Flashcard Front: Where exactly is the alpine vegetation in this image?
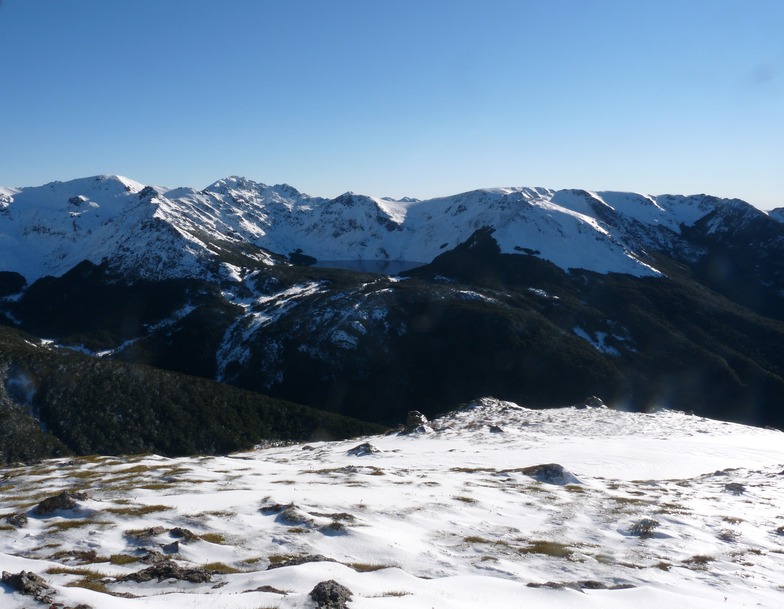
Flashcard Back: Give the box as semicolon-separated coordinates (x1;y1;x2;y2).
0;399;782;608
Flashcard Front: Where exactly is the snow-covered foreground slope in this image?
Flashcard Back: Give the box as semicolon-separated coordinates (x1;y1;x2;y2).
2;399;783;608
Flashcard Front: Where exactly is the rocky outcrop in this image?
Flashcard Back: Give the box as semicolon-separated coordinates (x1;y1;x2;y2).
118;560;211;583
5;512;28;528
267;554;337;570
310;579;353;609
400;410;429;434
1;570;55;604
519;463;582;485
347;442;381;456
36;491;88;515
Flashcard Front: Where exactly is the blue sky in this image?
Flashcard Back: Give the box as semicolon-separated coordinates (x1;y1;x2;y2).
1;1;782;208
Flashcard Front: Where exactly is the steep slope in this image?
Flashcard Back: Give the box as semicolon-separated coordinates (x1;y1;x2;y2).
7;232;784;430
0;175;278;284
4;174;784;431
4;175;782;288
0;324;383;464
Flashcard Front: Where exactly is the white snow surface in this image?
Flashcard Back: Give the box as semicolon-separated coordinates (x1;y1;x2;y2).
1;399;783;608
1;175;766;282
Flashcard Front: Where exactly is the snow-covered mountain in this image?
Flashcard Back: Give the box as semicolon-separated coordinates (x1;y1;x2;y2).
1;398;783;609
4;174;784;432
2;174;774;282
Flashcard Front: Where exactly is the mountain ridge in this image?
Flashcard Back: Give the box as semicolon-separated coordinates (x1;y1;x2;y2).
4;174;777;284
3;174;784;433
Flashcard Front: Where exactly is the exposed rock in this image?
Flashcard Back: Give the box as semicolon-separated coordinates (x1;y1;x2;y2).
574;395;606;409
528;579;634;590
489;425;504;433
243;584;288;594
309;579;353;609
407;410;428;427
118;560;211;583
518;463;582;485
724;482;746;495
36;490;88;515
5;512;28;528
288;248;317;266
169;527;197;541
267;554;337;570
347;442;381;456
400;410;430;434
140;550;169;564
162;541;179;554
1;570;55;603
583;396;605;408
138;186;159;199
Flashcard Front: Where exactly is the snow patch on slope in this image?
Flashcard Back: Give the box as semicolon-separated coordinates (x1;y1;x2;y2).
216;281;325;380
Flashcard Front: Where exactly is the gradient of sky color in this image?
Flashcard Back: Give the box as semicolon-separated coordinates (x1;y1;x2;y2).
1;0;782;208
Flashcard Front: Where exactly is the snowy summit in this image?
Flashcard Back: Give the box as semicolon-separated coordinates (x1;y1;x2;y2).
0;174;769;282
1;399;782;608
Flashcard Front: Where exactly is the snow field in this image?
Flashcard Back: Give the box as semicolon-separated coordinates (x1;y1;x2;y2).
1;399;783;608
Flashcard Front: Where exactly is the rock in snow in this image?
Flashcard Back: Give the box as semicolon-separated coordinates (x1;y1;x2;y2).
519;463;583;485
310;579;353;609
1;571;54;604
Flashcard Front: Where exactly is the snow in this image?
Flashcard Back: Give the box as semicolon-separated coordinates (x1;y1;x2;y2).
1;399;782;608
572;327;621;356
595;191;668;226
455;289;496;302
216;282;326;378
0;175;767;283
527;288;558;300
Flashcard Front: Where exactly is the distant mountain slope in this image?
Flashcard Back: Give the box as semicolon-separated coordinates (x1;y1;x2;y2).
3;175;784;432
5;174;778;283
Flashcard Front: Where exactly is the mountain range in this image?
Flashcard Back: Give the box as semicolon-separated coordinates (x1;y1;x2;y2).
2;174;784;459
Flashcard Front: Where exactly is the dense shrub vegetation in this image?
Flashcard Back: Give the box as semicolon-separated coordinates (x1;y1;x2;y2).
0;326;383;464
3;228;784;435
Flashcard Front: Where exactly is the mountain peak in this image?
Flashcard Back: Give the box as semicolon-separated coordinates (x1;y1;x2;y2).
769;207;784;223
3;173;778;284
203;176;269;194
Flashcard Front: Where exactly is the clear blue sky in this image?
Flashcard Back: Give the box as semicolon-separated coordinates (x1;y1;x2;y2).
1;1;782;208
